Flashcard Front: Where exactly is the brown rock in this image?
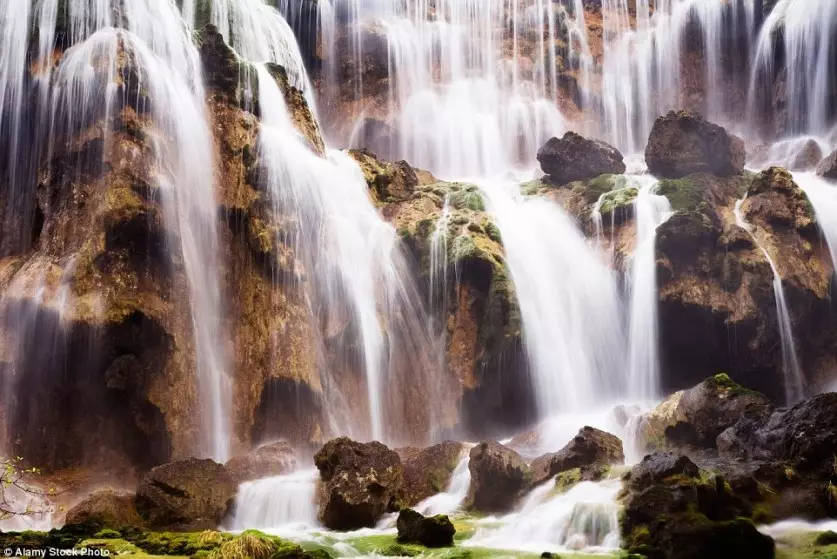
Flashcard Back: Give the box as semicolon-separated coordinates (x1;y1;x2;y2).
645;111;745;178
135;458;236;531
790;139;823;171
65;488;143;529
537;132;626;185
464;441;530;513
314;437;404;530
816;149;837;180
401;441;466;506
530;426;624;486
224;441;297;485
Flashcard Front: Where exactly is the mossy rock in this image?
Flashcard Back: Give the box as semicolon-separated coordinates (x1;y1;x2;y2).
548;468;582;497
598;186;638;217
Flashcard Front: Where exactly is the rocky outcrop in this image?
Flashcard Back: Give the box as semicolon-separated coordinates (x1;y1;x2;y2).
790;139;823;171
464;441;530;513
135;458;236;531
645;111;746;178
816;149;837;180
396;508;456;547
530;426;624;486
621;453;775;559
64;489;143;529
313;437;404;530
224;441;297;485
537;132;626;185
638;374;771;450
400;441;466;506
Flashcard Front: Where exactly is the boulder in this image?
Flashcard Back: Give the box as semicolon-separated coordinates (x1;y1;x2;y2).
400;441;466;506
530;426;624;486
621;453;773;559
64;489;143;529
396;508;456;547
790;139;823;171
464;441;531;513
313;437;404;530
816;149;837;180
135;458;236;531
537;132;626;185
224;441;297;485
640;375;771;450
645;111;745;178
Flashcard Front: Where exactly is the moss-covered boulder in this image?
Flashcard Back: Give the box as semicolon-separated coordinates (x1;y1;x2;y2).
396;508;456;547
135;458;236;531
530;426;624;487
537;132;626;185
65;489;143;530
314;437;404;530
645;111;746;178
399;441;466;506
464;441;531;513
620;453;774;559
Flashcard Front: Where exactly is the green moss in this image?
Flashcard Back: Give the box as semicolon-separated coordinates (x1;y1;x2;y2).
549;468;582;497
449;186;485;212
598;187;638;216
520;179;550;196
704;373;763;397
656;175;707;212
94;529;123;539
773;529;837;559
482;220;502;244
129;531;233;556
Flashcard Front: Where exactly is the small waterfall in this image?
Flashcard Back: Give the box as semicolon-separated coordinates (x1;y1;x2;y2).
465;480;621;554
255;63;440;442
734;197;805;404
414;452;471;517
428;195;452;324
627;177;673;400
749;0;837;135
225;469;319;531
476;178;627;416
793;171;837;272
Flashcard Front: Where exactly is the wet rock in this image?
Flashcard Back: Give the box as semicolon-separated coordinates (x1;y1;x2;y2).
537;132;626;185
65;489;143;529
400;441;466;506
744;167;817;234
349;149;420;203
815;531;837;546
645;111;745;178
816;149;837;180
789;139;823;171
314;437;404;530
530;426;624;486
621;453;773;559
464;441;531;513
224;441;298;485
135;458;236;531
396;508;456;547
640;375;771;450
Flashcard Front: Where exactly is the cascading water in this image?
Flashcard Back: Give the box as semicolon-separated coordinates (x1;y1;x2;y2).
476;177;627;416
626;177;673;400
414;451;472;517
225;469;319;532
734;197;805;404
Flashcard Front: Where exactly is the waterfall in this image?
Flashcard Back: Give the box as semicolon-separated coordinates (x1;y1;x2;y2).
428;195;452;325
414;451;472;517
254;64;439;442
626;177;673;400
476;178;627;416
749;0;837;135
225;469;319;531
465;480;621;554
734;197;805;404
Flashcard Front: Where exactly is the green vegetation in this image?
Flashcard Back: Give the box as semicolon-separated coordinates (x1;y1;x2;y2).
773;529;837;559
598;187;638;216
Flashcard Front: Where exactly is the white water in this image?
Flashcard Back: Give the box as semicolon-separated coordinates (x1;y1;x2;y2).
225;469;319;532
428;196;452;324
255;63;438;442
414;452;472;517
466;479;621;554
734;197;805;404
475;177;627;416
627;176;673;400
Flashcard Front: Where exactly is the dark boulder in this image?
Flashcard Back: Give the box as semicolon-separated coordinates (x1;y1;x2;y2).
537;132;626;185
314;437;404;530
816;149;837;180
663;374;772;448
225;441;297;485
65;489;143;529
625;453;700;490
135;458;236;531
396;508;456;547
530;426;624;486
400;441;466;506
645;111;745;178
464;441;530;513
